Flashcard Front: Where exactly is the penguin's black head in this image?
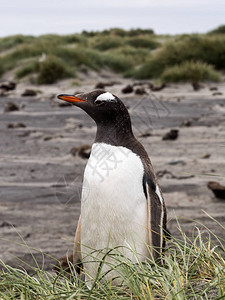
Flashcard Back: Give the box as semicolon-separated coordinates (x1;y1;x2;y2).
57;90;130;126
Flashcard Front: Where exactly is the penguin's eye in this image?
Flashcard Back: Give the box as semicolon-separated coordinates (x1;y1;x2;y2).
94;99;103;105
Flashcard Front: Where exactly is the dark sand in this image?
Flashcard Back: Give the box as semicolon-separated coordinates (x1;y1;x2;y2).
0;79;225;272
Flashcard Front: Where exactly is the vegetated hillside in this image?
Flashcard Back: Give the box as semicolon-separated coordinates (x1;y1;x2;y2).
0;26;224;85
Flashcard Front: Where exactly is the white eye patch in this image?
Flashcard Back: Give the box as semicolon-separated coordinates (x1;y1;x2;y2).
96;92;116;102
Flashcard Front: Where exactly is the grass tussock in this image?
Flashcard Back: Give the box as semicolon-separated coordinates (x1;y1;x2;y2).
0;221;225;299
161;61;221;89
102;53;134;73
133;34;225;79
54;47;102;70
15;56;73;84
0;35;35;52
208;24;225;34
82;27;155;37
15;61;39;79
37;55;73;84
127;36;160;49
93;36;124;51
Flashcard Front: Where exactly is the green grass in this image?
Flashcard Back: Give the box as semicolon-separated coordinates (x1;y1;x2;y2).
0;35;35;52
0;42;55;74
0;29;160;80
0;28;225;83
127;36;160;49
93;36;124;51
15;61;39;79
208;25;225;34
14;55;73;84
37;55;74;84
54;47;104;70
132;34;225;79
82;28;155;37
161;61;221;89
0;64;4;77
0;220;225;299
102;53;134;73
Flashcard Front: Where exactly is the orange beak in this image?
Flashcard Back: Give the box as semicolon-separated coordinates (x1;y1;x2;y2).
57;94;87;104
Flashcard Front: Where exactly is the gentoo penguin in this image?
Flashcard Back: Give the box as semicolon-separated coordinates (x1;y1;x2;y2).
58;90;168;286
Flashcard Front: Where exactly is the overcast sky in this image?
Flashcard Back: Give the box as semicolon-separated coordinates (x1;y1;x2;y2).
0;0;224;37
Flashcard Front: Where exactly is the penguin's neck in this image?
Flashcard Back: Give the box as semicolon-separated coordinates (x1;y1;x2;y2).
94;117;154;180
95;117;135;147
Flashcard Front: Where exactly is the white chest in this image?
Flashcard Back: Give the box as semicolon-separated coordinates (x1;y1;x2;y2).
80;143;149;259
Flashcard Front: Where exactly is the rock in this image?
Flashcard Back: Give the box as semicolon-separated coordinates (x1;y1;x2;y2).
7;123;26;129
212;92;223;96
162;129;179;141
43;135;63;141
18;131;30;137
207;181;225;199
192;82;201;91
135;88;147;95
95;82;105;89
70;144;91;159
95;81;120;89
156;170;173;178
20;102;26;109
78;145;91;159
0;90;8;97
209;87;218;91
156;169;194;180
21;89;37;97
150;83;166;92
122;85;133;94
4;102;19;112
166;160;186;165
200;153;211;159
43;136;53;141
0;81;16;91
138;131;152;138
0;221;16;227
181;120;192;127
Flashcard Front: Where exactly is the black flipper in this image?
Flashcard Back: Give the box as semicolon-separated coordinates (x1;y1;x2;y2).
143;172;167;259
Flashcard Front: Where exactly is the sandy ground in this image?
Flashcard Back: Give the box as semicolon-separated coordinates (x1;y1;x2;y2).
0;70;225;272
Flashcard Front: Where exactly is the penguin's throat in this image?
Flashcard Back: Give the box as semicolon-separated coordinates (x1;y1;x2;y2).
95;122;134;146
